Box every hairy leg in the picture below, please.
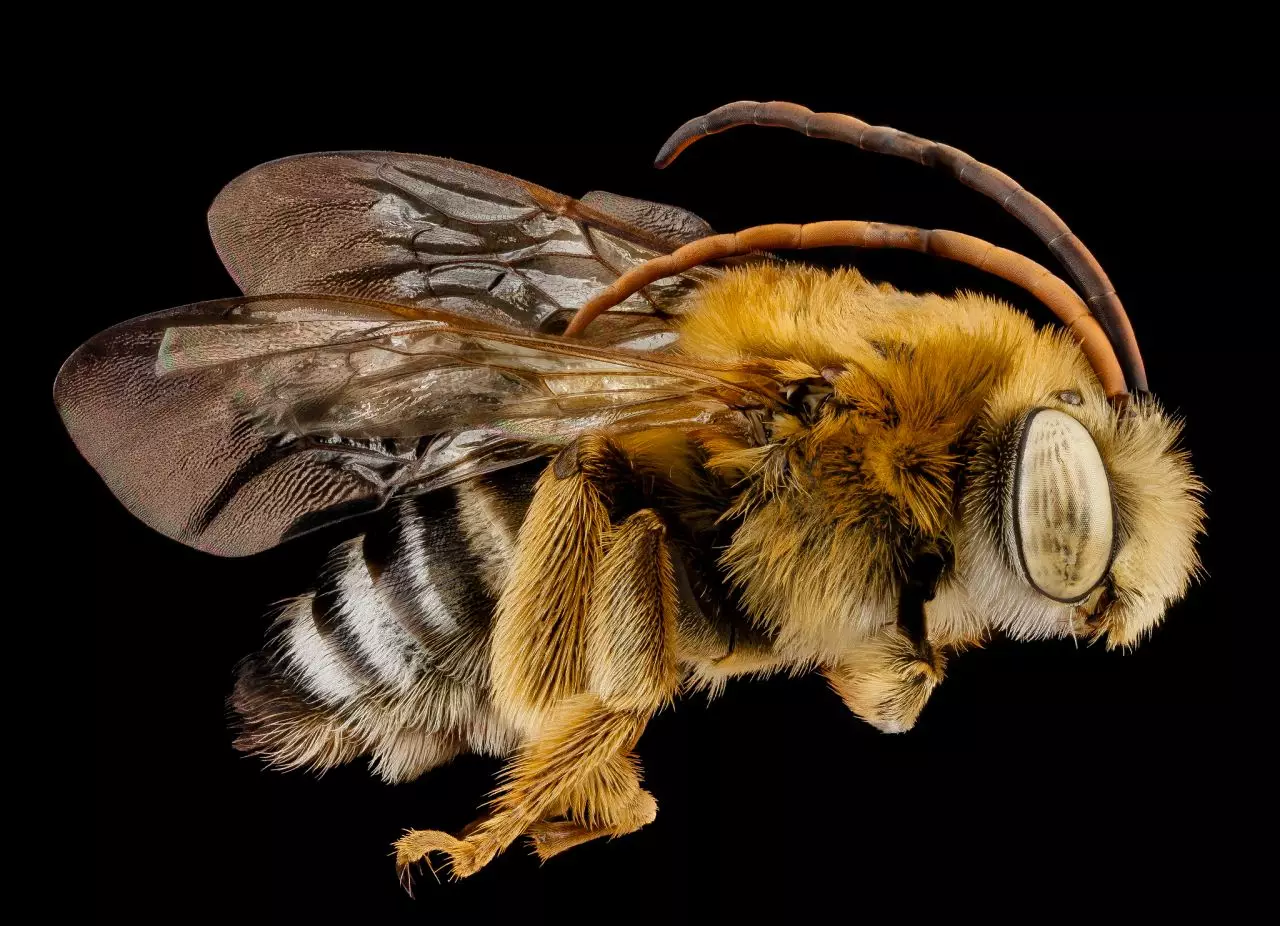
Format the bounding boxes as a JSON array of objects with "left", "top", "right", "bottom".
[
  {"left": 824, "top": 628, "right": 946, "bottom": 733},
  {"left": 527, "top": 757, "right": 658, "bottom": 861},
  {"left": 423, "top": 754, "right": 658, "bottom": 866},
  {"left": 488, "top": 437, "right": 616, "bottom": 734},
  {"left": 396, "top": 504, "right": 679, "bottom": 880}
]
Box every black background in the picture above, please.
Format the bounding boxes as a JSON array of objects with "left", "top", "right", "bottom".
[{"left": 57, "top": 81, "right": 1266, "bottom": 919}]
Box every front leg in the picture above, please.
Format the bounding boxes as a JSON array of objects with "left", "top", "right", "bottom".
[
  {"left": 395, "top": 492, "right": 680, "bottom": 881},
  {"left": 824, "top": 628, "right": 946, "bottom": 733},
  {"left": 828, "top": 545, "right": 950, "bottom": 733}
]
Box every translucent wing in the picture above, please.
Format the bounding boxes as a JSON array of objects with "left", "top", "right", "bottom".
[
  {"left": 56, "top": 295, "right": 771, "bottom": 558},
  {"left": 207, "top": 152, "right": 725, "bottom": 333}
]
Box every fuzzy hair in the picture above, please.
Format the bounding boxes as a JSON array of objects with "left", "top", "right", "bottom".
[
  {"left": 489, "top": 440, "right": 613, "bottom": 734},
  {"left": 826, "top": 630, "right": 947, "bottom": 733},
  {"left": 232, "top": 594, "right": 517, "bottom": 782},
  {"left": 676, "top": 264, "right": 1204, "bottom": 659}
]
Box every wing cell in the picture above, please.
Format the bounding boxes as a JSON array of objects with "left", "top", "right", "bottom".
[{"left": 208, "top": 153, "right": 722, "bottom": 331}]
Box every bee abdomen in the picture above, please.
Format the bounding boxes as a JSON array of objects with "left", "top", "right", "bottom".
[
  {"left": 231, "top": 654, "right": 365, "bottom": 773},
  {"left": 232, "top": 470, "right": 537, "bottom": 782}
]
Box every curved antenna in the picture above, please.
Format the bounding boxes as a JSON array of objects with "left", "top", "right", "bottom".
[
  {"left": 655, "top": 101, "right": 1146, "bottom": 395},
  {"left": 564, "top": 221, "right": 1127, "bottom": 400}
]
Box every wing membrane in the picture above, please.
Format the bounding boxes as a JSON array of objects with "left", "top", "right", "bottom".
[
  {"left": 57, "top": 295, "right": 768, "bottom": 557},
  {"left": 208, "top": 153, "right": 724, "bottom": 332}
]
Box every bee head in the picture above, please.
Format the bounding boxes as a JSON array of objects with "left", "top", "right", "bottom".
[{"left": 955, "top": 339, "right": 1205, "bottom": 650}]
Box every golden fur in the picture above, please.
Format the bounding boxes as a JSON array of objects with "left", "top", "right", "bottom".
[
  {"left": 681, "top": 265, "right": 1203, "bottom": 657},
  {"left": 489, "top": 441, "right": 612, "bottom": 734},
  {"left": 826, "top": 629, "right": 946, "bottom": 734},
  {"left": 395, "top": 263, "right": 1205, "bottom": 880}
]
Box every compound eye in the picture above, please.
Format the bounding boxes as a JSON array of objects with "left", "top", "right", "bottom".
[{"left": 1011, "top": 409, "right": 1115, "bottom": 602}]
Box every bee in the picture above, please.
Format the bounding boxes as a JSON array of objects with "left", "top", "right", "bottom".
[{"left": 56, "top": 101, "right": 1204, "bottom": 883}]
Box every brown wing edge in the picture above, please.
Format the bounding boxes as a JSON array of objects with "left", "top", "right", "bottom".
[{"left": 55, "top": 302, "right": 406, "bottom": 557}]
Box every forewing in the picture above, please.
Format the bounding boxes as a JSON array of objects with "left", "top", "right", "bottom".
[
  {"left": 57, "top": 296, "right": 765, "bottom": 558},
  {"left": 208, "top": 153, "right": 722, "bottom": 332}
]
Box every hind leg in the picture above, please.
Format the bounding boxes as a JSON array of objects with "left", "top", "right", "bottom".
[
  {"left": 407, "top": 752, "right": 658, "bottom": 871},
  {"left": 395, "top": 695, "right": 651, "bottom": 877},
  {"left": 395, "top": 506, "right": 678, "bottom": 880},
  {"left": 526, "top": 750, "right": 658, "bottom": 861},
  {"left": 528, "top": 792, "right": 658, "bottom": 860}
]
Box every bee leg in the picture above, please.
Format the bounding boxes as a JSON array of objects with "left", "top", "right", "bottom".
[
  {"left": 527, "top": 743, "right": 662, "bottom": 861},
  {"left": 491, "top": 434, "right": 620, "bottom": 731},
  {"left": 395, "top": 703, "right": 656, "bottom": 879},
  {"left": 526, "top": 753, "right": 659, "bottom": 861},
  {"left": 824, "top": 629, "right": 946, "bottom": 734},
  {"left": 826, "top": 545, "right": 951, "bottom": 733},
  {"left": 525, "top": 819, "right": 616, "bottom": 859},
  {"left": 395, "top": 506, "right": 678, "bottom": 880}
]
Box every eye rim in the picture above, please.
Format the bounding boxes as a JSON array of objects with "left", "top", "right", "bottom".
[{"left": 1009, "top": 406, "right": 1118, "bottom": 604}]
